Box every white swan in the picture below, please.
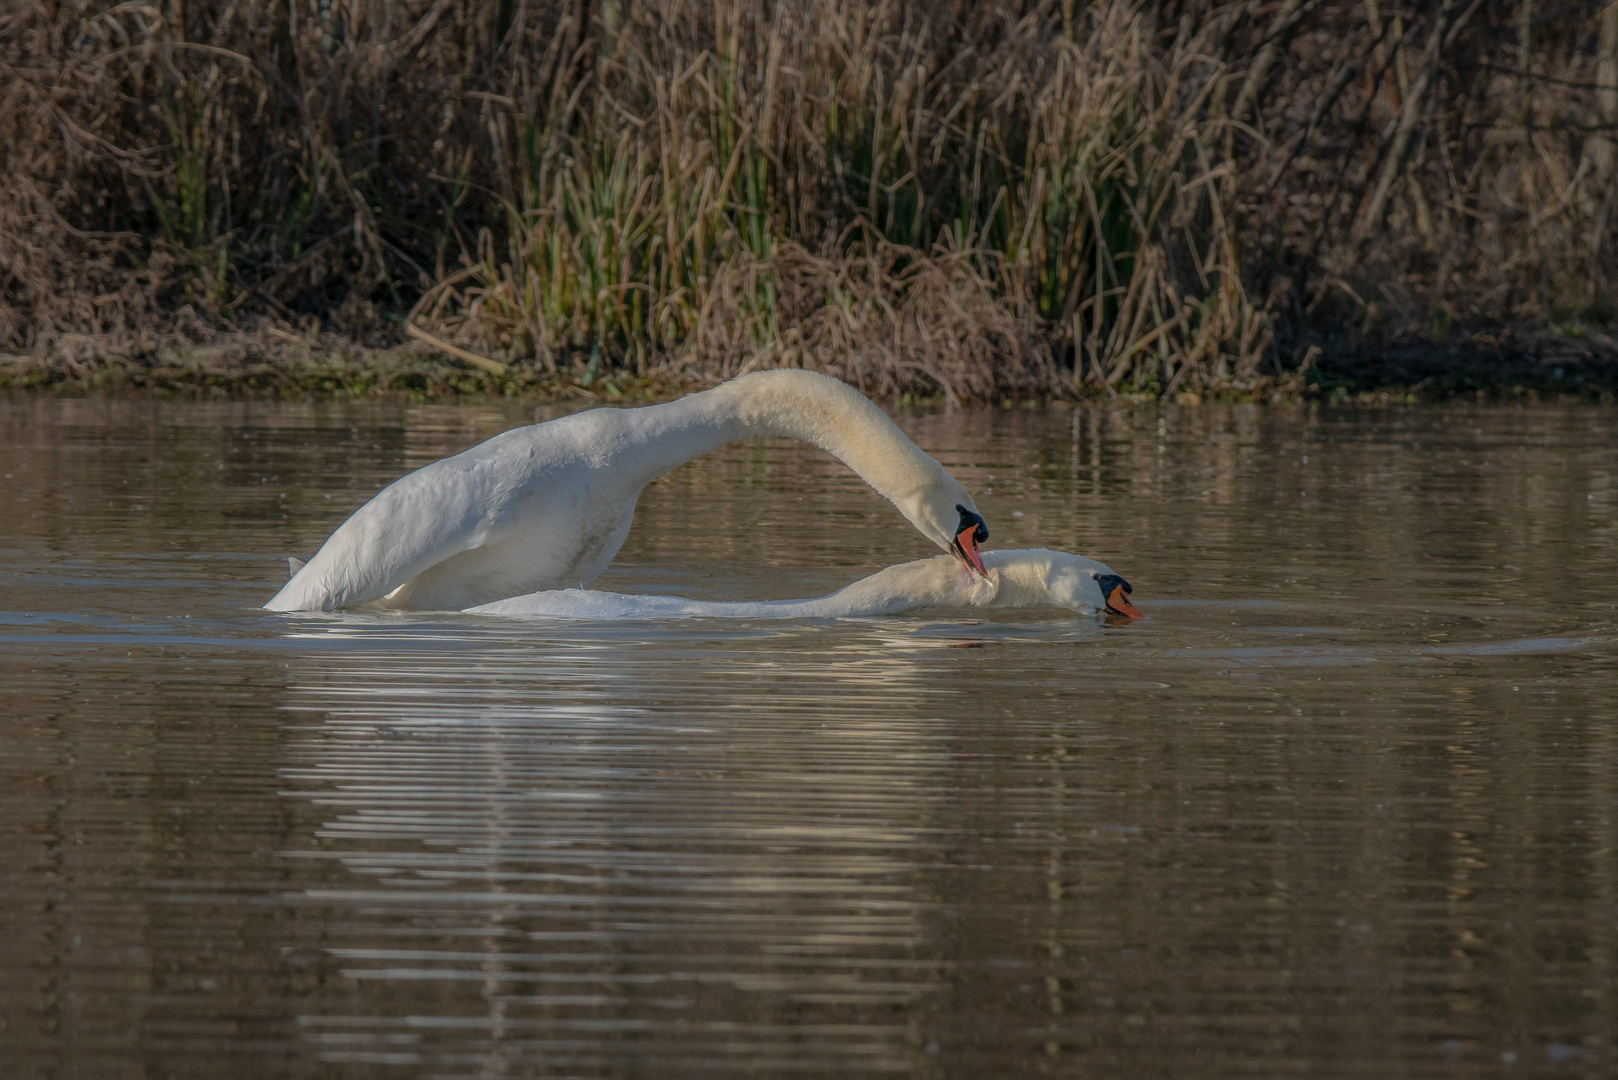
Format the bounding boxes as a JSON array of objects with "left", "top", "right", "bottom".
[
  {"left": 465, "top": 548, "right": 1143, "bottom": 620},
  {"left": 265, "top": 370, "right": 990, "bottom": 612}
]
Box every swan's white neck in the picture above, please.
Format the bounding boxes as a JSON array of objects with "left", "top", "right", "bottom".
[{"left": 609, "top": 371, "right": 958, "bottom": 542}]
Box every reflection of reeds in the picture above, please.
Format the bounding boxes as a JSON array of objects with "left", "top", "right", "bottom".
[{"left": 3, "top": 1, "right": 1615, "bottom": 399}]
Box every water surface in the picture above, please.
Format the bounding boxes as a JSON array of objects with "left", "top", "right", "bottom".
[{"left": 2, "top": 395, "right": 1616, "bottom": 1078}]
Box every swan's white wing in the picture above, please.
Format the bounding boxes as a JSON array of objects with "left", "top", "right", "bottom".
[
  {"left": 264, "top": 450, "right": 515, "bottom": 611},
  {"left": 466, "top": 589, "right": 718, "bottom": 618},
  {"left": 263, "top": 410, "right": 651, "bottom": 612}
]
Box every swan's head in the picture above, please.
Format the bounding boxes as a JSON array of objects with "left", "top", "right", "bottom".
[
  {"left": 1034, "top": 550, "right": 1144, "bottom": 618},
  {"left": 949, "top": 504, "right": 989, "bottom": 576},
  {"left": 909, "top": 476, "right": 989, "bottom": 577}
]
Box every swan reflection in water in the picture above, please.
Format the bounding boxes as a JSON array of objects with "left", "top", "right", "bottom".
[{"left": 273, "top": 605, "right": 1083, "bottom": 1071}]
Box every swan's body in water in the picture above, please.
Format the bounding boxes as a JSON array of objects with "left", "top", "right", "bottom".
[
  {"left": 265, "top": 370, "right": 988, "bottom": 612},
  {"left": 465, "top": 548, "right": 1143, "bottom": 620}
]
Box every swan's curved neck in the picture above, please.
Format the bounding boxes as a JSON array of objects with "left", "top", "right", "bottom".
[{"left": 616, "top": 371, "right": 951, "bottom": 524}]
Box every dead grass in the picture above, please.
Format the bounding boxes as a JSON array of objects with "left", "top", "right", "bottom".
[{"left": 2, "top": 1, "right": 1615, "bottom": 400}]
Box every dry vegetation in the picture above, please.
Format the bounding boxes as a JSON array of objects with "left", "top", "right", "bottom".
[{"left": 3, "top": 0, "right": 1616, "bottom": 400}]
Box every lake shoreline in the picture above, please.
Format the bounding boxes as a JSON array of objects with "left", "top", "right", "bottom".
[
  {"left": 4, "top": 326, "right": 1615, "bottom": 405},
  {"left": 1307, "top": 325, "right": 1618, "bottom": 402}
]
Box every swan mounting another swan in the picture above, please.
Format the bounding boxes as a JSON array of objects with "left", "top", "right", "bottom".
[
  {"left": 466, "top": 548, "right": 1143, "bottom": 621},
  {"left": 265, "top": 370, "right": 989, "bottom": 612}
]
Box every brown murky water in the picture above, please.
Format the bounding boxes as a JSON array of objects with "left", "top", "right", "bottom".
[{"left": 2, "top": 395, "right": 1616, "bottom": 1078}]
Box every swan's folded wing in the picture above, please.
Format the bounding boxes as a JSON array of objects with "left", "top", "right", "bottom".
[
  {"left": 466, "top": 589, "right": 710, "bottom": 618},
  {"left": 264, "top": 456, "right": 503, "bottom": 611},
  {"left": 466, "top": 556, "right": 975, "bottom": 620}
]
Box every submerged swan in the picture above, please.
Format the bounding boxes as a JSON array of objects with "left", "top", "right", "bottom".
[
  {"left": 265, "top": 370, "right": 989, "bottom": 612},
  {"left": 465, "top": 548, "right": 1143, "bottom": 620}
]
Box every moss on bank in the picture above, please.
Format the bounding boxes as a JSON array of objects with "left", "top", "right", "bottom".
[
  {"left": 6, "top": 328, "right": 1614, "bottom": 406},
  {"left": 0, "top": 334, "right": 683, "bottom": 402}
]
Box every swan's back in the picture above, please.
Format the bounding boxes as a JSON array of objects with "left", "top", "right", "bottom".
[
  {"left": 465, "top": 558, "right": 986, "bottom": 619},
  {"left": 466, "top": 548, "right": 1120, "bottom": 620}
]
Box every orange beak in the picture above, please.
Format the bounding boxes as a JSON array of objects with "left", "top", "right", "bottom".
[
  {"left": 1105, "top": 583, "right": 1143, "bottom": 620},
  {"left": 953, "top": 524, "right": 987, "bottom": 576}
]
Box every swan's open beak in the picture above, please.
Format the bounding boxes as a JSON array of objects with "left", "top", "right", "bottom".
[
  {"left": 1104, "top": 583, "right": 1143, "bottom": 620},
  {"left": 951, "top": 506, "right": 989, "bottom": 576},
  {"left": 952, "top": 525, "right": 987, "bottom": 576}
]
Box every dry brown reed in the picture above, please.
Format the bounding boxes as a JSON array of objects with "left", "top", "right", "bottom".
[{"left": 3, "top": 1, "right": 1615, "bottom": 400}]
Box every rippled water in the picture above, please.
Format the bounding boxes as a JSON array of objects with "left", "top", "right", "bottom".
[{"left": 3, "top": 395, "right": 1616, "bottom": 1078}]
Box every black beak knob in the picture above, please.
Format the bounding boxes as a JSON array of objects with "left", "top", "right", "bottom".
[{"left": 955, "top": 505, "right": 988, "bottom": 544}]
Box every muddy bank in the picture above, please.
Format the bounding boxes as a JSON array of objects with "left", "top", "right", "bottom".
[
  {"left": 6, "top": 328, "right": 1614, "bottom": 405},
  {"left": 0, "top": 332, "right": 685, "bottom": 402},
  {"left": 1305, "top": 328, "right": 1618, "bottom": 400}
]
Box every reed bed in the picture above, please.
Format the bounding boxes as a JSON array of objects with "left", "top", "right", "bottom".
[{"left": 3, "top": 1, "right": 1615, "bottom": 400}]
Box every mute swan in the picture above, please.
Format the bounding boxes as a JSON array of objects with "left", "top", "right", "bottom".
[
  {"left": 465, "top": 548, "right": 1143, "bottom": 620},
  {"left": 265, "top": 370, "right": 989, "bottom": 612}
]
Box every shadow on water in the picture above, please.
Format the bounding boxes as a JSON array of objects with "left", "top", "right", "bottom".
[{"left": 2, "top": 396, "right": 1618, "bottom": 1077}]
